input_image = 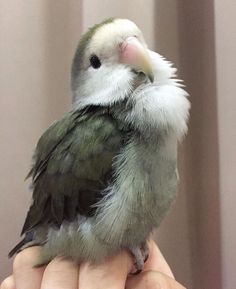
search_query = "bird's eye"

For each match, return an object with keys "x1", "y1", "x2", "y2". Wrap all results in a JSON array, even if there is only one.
[{"x1": 90, "y1": 55, "x2": 101, "y2": 69}]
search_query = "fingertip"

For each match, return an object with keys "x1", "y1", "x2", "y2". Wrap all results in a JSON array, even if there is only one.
[
  {"x1": 13, "y1": 247, "x2": 45, "y2": 289},
  {"x1": 144, "y1": 239, "x2": 175, "y2": 279},
  {"x1": 40, "y1": 257, "x2": 78, "y2": 289},
  {"x1": 13, "y1": 246, "x2": 42, "y2": 272},
  {"x1": 116, "y1": 250, "x2": 134, "y2": 275},
  {"x1": 1, "y1": 276, "x2": 15, "y2": 289},
  {"x1": 79, "y1": 250, "x2": 134, "y2": 289}
]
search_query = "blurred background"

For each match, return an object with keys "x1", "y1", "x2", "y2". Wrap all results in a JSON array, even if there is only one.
[{"x1": 0, "y1": 1, "x2": 235, "y2": 288}]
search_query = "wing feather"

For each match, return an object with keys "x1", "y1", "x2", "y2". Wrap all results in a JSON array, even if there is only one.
[{"x1": 21, "y1": 106, "x2": 124, "y2": 235}]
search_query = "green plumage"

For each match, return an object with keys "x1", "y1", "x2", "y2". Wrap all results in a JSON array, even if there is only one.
[{"x1": 21, "y1": 106, "x2": 125, "y2": 235}]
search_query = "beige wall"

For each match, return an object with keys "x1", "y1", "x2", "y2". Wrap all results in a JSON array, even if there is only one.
[
  {"x1": 214, "y1": 0, "x2": 236, "y2": 287},
  {"x1": 82, "y1": 0, "x2": 155, "y2": 48},
  {"x1": 177, "y1": 1, "x2": 222, "y2": 288},
  {"x1": 1, "y1": 1, "x2": 236, "y2": 288}
]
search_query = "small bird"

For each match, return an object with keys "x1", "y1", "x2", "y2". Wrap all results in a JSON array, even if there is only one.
[{"x1": 9, "y1": 18, "x2": 190, "y2": 273}]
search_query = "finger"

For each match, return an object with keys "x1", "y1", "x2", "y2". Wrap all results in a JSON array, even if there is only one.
[
  {"x1": 40, "y1": 257, "x2": 78, "y2": 289},
  {"x1": 0, "y1": 276, "x2": 15, "y2": 289},
  {"x1": 79, "y1": 250, "x2": 133, "y2": 289},
  {"x1": 126, "y1": 271, "x2": 186, "y2": 289},
  {"x1": 13, "y1": 246, "x2": 45, "y2": 289},
  {"x1": 144, "y1": 240, "x2": 174, "y2": 278}
]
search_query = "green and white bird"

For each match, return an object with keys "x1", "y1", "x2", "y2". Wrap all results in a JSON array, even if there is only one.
[{"x1": 9, "y1": 18, "x2": 190, "y2": 273}]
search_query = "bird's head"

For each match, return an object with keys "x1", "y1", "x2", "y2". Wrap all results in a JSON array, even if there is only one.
[{"x1": 71, "y1": 18, "x2": 174, "y2": 108}]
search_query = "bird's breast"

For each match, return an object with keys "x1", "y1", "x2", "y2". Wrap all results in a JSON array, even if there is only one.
[
  {"x1": 123, "y1": 134, "x2": 178, "y2": 224},
  {"x1": 94, "y1": 132, "x2": 179, "y2": 246}
]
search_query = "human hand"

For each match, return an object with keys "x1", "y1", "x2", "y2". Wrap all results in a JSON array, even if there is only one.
[{"x1": 1, "y1": 239, "x2": 186, "y2": 289}]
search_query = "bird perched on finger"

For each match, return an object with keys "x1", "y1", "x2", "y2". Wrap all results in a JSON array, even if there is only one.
[{"x1": 9, "y1": 18, "x2": 190, "y2": 273}]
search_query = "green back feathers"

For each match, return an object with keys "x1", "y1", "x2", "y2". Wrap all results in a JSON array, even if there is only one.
[
  {"x1": 21, "y1": 106, "x2": 125, "y2": 234},
  {"x1": 71, "y1": 17, "x2": 115, "y2": 79}
]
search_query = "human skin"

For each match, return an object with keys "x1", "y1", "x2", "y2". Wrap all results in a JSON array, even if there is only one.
[{"x1": 1, "y1": 239, "x2": 186, "y2": 289}]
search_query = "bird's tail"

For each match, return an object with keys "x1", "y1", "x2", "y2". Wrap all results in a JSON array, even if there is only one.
[
  {"x1": 8, "y1": 231, "x2": 36, "y2": 258},
  {"x1": 8, "y1": 238, "x2": 28, "y2": 258}
]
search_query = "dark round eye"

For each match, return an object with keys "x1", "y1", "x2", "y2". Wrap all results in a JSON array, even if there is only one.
[{"x1": 90, "y1": 55, "x2": 101, "y2": 69}]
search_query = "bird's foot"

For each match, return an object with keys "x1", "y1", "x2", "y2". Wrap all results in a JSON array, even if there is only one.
[
  {"x1": 128, "y1": 241, "x2": 149, "y2": 275},
  {"x1": 140, "y1": 241, "x2": 149, "y2": 263}
]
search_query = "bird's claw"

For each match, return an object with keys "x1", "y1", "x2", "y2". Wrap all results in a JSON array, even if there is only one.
[{"x1": 128, "y1": 241, "x2": 149, "y2": 275}]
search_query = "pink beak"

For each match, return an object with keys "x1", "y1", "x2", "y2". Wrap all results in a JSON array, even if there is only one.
[{"x1": 120, "y1": 37, "x2": 154, "y2": 82}]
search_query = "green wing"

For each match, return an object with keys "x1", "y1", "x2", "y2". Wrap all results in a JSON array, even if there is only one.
[{"x1": 21, "y1": 106, "x2": 124, "y2": 235}]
